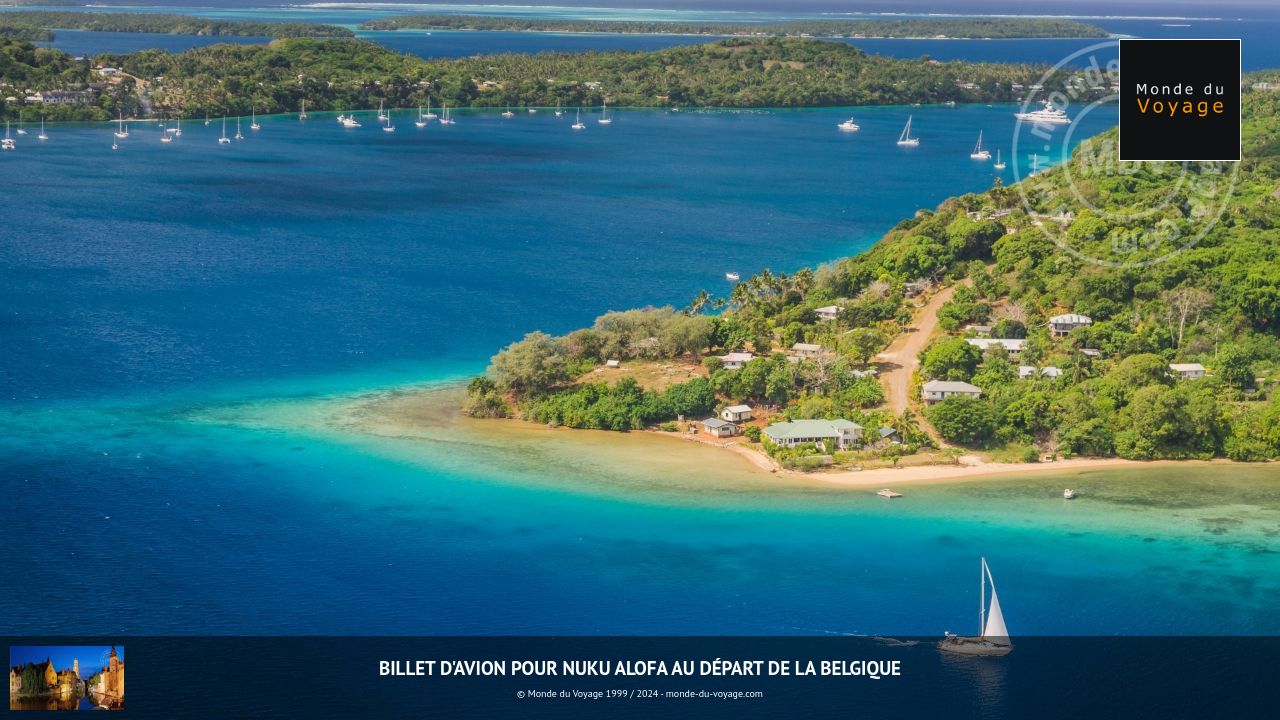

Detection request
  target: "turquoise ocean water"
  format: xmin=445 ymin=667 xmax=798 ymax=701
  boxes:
xmin=3 ymin=99 xmax=1278 ymax=636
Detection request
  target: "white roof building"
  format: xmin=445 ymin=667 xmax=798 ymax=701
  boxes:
xmin=1170 ymin=363 xmax=1206 ymax=379
xmin=921 ymin=380 xmax=983 ymax=403
xmin=967 ymin=338 xmax=1025 ymax=355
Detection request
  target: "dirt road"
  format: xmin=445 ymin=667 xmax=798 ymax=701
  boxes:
xmin=876 ymin=285 xmax=957 ymax=416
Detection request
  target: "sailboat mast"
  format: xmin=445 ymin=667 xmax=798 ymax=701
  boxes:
xmin=980 ymin=557 xmax=987 ymax=636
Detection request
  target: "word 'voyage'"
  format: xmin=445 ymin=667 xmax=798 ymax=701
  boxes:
xmin=1133 ymin=83 xmax=1228 ymax=118
xmin=380 ymin=659 xmax=902 ymax=679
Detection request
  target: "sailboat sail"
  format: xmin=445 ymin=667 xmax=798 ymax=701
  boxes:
xmin=980 ymin=559 xmax=1011 ymax=646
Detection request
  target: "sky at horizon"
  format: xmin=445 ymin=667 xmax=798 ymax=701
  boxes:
xmin=9 ymin=646 xmax=124 ymax=676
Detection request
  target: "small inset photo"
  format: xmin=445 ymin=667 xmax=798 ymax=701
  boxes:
xmin=9 ymin=645 xmax=124 ymax=711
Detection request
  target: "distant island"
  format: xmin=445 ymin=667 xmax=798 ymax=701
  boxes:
xmin=0 ymin=11 xmax=354 ymax=39
xmin=0 ymin=36 xmax=1102 ymax=121
xmin=461 ymin=89 xmax=1280 ymax=472
xmin=360 ymin=15 xmax=1110 ymax=40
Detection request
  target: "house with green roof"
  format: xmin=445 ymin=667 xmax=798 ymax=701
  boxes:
xmin=763 ymin=419 xmax=863 ymax=450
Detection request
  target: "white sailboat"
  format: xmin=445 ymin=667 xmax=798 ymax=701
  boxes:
xmin=234 ymin=117 xmax=244 ymax=140
xmin=598 ymin=101 xmax=612 ymax=125
xmin=204 ymin=111 xmax=210 ymax=126
xmin=439 ymin=104 xmax=455 ymax=125
xmin=415 ymin=106 xmax=427 ymax=128
xmin=16 ymin=113 xmax=27 ymax=135
xmin=896 ymin=115 xmax=918 ymax=147
xmin=424 ymin=99 xmax=437 ymax=120
xmin=993 ymin=149 xmax=1006 ymax=170
xmin=501 ymin=105 xmax=515 ymax=119
xmin=837 ymin=117 xmax=860 ymax=132
xmin=383 ymin=109 xmax=396 ymax=132
xmin=218 ymin=116 xmax=231 ymax=144
xmin=969 ymin=130 xmax=991 ymax=160
xmin=528 ymin=107 xmax=538 ymax=114
xmin=2 ymin=121 xmax=14 ymax=150
xmin=170 ymin=116 xmax=182 ymax=136
xmin=37 ymin=116 xmax=48 ymax=141
xmin=939 ymin=557 xmax=1012 ymax=656
xmin=377 ymin=99 xmax=387 ymax=121
xmin=250 ymin=107 xmax=260 ymax=131
xmin=554 ymin=102 xmax=563 ymax=118
xmin=571 ymin=107 xmax=585 ymax=131
xmin=299 ymin=100 xmax=308 ymax=121
xmin=340 ymin=110 xmax=361 ymax=128
xmin=160 ymin=119 xmax=173 ymax=143
xmin=114 ymin=110 xmax=129 ymax=139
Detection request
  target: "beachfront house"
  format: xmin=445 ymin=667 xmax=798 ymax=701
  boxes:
xmin=922 ymin=380 xmax=983 ymax=404
xmin=699 ymin=418 xmax=739 ymax=438
xmin=815 ymin=305 xmax=841 ymax=322
xmin=718 ymin=352 xmax=754 ymax=370
xmin=764 ymin=419 xmax=863 ymax=450
xmin=966 ymin=338 xmax=1025 ymax=357
xmin=1049 ymin=313 xmax=1093 ymax=337
xmin=1170 ymin=363 xmax=1206 ymax=380
xmin=790 ymin=342 xmax=824 ymax=359
xmin=720 ymin=405 xmax=754 ymax=423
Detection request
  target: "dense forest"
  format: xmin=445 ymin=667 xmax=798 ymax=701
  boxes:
xmin=466 ymin=91 xmax=1280 ymax=465
xmin=0 ymin=35 xmax=1090 ymax=120
xmin=0 ymin=11 xmax=354 ymax=39
xmin=361 ymin=15 xmax=1109 ymax=40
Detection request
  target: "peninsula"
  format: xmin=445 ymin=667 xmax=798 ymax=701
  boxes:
xmin=461 ymin=89 xmax=1280 ymax=475
xmin=0 ymin=35 xmax=1098 ymax=121
xmin=360 ymin=16 xmax=1110 ymax=40
xmin=0 ymin=11 xmax=353 ymax=39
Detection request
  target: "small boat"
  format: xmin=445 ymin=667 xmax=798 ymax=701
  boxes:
xmin=896 ymin=115 xmax=919 ymax=147
xmin=598 ymin=101 xmax=612 ymax=125
xmin=383 ymin=111 xmax=396 ymax=132
xmin=837 ymin=117 xmax=860 ymax=132
xmin=218 ymin=116 xmax=231 ymax=144
xmin=1063 ymin=488 xmax=1076 ymax=500
xmin=16 ymin=114 xmax=27 ymax=135
xmin=571 ymin=107 xmax=585 ymax=131
xmin=204 ymin=112 xmax=210 ymax=126
xmin=37 ymin=117 xmax=48 ymax=141
xmin=341 ymin=113 xmax=361 ymax=128
xmin=993 ymin=148 xmax=1006 ymax=170
xmin=439 ymin=104 xmax=455 ymax=125
xmin=112 ymin=139 xmax=118 ymax=151
xmin=250 ymin=108 xmax=260 ymax=131
xmin=969 ymin=130 xmax=991 ymax=160
xmin=299 ymin=100 xmax=308 ymax=121
xmin=876 ymin=489 xmax=902 ymax=499
xmin=725 ymin=272 xmax=741 ymax=282
xmin=555 ymin=102 xmax=563 ymax=118
xmin=377 ymin=99 xmax=387 ymax=121
xmin=424 ymin=99 xmax=438 ymax=120
xmin=415 ymin=106 xmax=427 ymax=128
xmin=944 ymin=100 xmax=957 ymax=107
xmin=234 ymin=117 xmax=244 ymax=140
xmin=2 ymin=121 xmax=14 ymax=150
xmin=939 ymin=557 xmax=1013 ymax=656
xmin=160 ymin=127 xmax=173 ymax=143
xmin=501 ymin=105 xmax=515 ymax=119
xmin=171 ymin=117 xmax=182 ymax=136
xmin=114 ymin=111 xmax=129 ymax=139
xmin=528 ymin=107 xmax=538 ymax=114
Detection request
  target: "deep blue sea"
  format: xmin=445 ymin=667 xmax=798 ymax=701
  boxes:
xmin=3 ymin=7 xmax=1279 ymax=640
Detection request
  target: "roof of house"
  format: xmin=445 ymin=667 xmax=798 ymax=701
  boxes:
xmin=701 ymin=418 xmax=736 ymax=429
xmin=719 ymin=352 xmax=755 ymax=362
xmin=1041 ymin=366 xmax=1063 ymax=377
xmin=879 ymin=427 xmax=898 ymax=437
xmin=765 ymin=419 xmax=863 ymax=440
xmin=724 ymin=404 xmax=752 ymax=413
xmin=922 ymin=380 xmax=982 ymax=393
xmin=1170 ymin=363 xmax=1206 ymax=372
xmin=792 ymin=342 xmax=823 ymax=352
xmin=1018 ymin=365 xmax=1038 ymax=377
xmin=815 ymin=305 xmax=840 ymax=313
xmin=967 ymin=338 xmax=1025 ymax=350
xmin=1049 ymin=313 xmax=1093 ymax=324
